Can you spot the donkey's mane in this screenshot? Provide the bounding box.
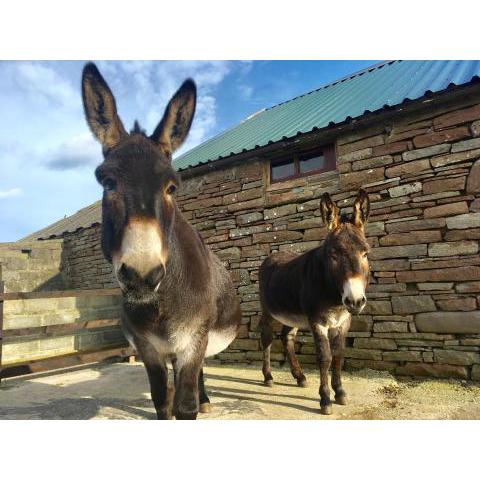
[130,120,147,136]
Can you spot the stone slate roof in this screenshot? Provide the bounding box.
[20,201,102,241]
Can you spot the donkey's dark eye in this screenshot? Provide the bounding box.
[166,183,177,195]
[362,252,368,259]
[103,178,117,192]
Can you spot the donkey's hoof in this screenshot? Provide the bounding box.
[320,404,333,415]
[175,413,198,420]
[156,410,173,420]
[297,376,307,388]
[174,399,198,420]
[199,402,212,413]
[264,379,274,387]
[335,394,347,406]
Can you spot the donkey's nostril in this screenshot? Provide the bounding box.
[145,265,165,289]
[344,297,353,308]
[117,263,142,284]
[352,296,367,311]
[119,263,132,281]
[358,295,367,308]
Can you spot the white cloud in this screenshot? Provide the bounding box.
[5,62,78,110]
[238,83,254,100]
[0,188,22,199]
[44,133,101,170]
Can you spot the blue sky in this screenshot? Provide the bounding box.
[0,60,376,242]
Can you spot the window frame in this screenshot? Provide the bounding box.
[269,143,336,184]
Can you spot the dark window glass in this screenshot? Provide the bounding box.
[271,159,295,181]
[299,151,325,173]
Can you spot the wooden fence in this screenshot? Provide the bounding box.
[0,276,133,382]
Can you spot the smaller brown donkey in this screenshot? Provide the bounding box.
[81,63,241,420]
[259,190,370,415]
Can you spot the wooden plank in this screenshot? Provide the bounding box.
[0,287,121,302]
[0,345,134,380]
[2,318,121,339]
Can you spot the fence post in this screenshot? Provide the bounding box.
[0,263,4,385]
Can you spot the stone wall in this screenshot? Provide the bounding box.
[173,89,480,381]
[0,240,65,292]
[61,226,116,289]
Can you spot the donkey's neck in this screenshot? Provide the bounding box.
[305,242,342,302]
[161,204,210,291]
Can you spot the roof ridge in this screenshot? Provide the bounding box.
[264,60,396,111]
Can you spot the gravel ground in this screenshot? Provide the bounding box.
[1,361,479,420]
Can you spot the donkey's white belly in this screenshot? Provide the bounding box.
[271,313,309,329]
[205,326,238,357]
[146,326,237,359]
[271,309,350,330]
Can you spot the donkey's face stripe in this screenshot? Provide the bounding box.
[113,217,166,279]
[342,275,366,312]
[342,276,365,302]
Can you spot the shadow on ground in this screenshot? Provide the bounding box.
[1,362,480,420]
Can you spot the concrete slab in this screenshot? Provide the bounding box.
[1,362,479,419]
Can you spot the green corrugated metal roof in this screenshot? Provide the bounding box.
[174,60,480,171]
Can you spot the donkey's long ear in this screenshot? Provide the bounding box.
[320,193,340,231]
[82,62,127,151]
[352,189,370,229]
[150,79,196,155]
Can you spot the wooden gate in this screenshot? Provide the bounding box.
[0,267,133,383]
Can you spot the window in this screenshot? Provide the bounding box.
[269,144,336,183]
[299,152,326,173]
[271,159,295,181]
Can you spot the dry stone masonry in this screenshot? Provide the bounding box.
[61,226,117,290]
[0,240,65,292]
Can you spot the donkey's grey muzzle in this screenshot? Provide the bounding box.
[118,263,165,292]
[343,295,367,315]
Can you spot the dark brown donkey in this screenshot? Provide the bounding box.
[259,190,370,415]
[81,63,241,420]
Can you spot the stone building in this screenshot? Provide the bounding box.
[3,60,480,380]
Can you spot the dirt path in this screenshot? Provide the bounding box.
[1,362,479,419]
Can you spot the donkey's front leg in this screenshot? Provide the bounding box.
[330,329,347,405]
[281,325,307,387]
[174,336,207,420]
[260,311,274,387]
[136,339,171,420]
[311,322,333,415]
